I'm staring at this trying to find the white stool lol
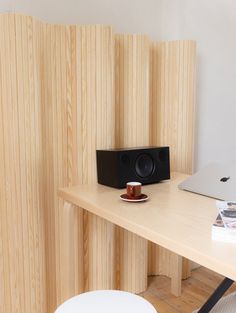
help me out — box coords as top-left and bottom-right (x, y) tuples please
(55, 290), (157, 313)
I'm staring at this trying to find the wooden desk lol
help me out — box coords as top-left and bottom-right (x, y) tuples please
(58, 172), (236, 294)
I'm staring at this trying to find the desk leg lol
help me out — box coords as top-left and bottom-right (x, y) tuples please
(171, 254), (182, 297)
(148, 243), (183, 297)
(84, 212), (116, 290)
(197, 277), (234, 313)
(119, 229), (148, 293)
(58, 202), (84, 302)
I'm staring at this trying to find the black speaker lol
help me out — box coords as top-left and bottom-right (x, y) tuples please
(96, 146), (170, 188)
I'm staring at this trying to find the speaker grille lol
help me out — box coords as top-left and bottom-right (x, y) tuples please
(120, 154), (130, 168)
(135, 153), (155, 178)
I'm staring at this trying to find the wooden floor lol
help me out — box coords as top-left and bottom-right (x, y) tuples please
(141, 267), (236, 313)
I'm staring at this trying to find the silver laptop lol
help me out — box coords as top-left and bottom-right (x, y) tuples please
(178, 163), (236, 200)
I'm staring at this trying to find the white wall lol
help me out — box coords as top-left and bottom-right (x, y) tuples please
(1, 0), (236, 171)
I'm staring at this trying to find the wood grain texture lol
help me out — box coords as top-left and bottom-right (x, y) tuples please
(76, 25), (115, 184)
(84, 212), (116, 290)
(115, 34), (150, 148)
(0, 13), (47, 313)
(150, 40), (196, 173)
(59, 202), (84, 301)
(0, 13), (197, 312)
(39, 21), (84, 311)
(149, 40), (197, 290)
(119, 229), (148, 292)
(142, 267), (236, 313)
(58, 172), (236, 284)
(170, 254), (182, 296)
(115, 34), (150, 293)
(0, 14), (84, 313)
(76, 25), (116, 291)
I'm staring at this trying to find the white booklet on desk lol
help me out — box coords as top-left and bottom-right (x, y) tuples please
(212, 200), (236, 243)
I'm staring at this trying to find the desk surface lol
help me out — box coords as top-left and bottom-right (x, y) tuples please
(58, 172), (236, 281)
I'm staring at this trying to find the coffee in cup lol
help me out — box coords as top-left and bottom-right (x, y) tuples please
(126, 182), (142, 199)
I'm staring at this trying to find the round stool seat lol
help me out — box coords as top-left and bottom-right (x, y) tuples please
(55, 290), (157, 313)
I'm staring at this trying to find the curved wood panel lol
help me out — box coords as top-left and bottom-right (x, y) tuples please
(0, 13), (197, 311)
(59, 202), (84, 300)
(0, 14), (84, 313)
(119, 229), (148, 292)
(115, 34), (150, 293)
(150, 40), (196, 173)
(115, 34), (150, 148)
(84, 212), (116, 290)
(149, 40), (196, 294)
(76, 25), (116, 290)
(39, 22), (85, 310)
(0, 14), (47, 313)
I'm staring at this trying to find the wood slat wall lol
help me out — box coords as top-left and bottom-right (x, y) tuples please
(40, 22), (82, 310)
(150, 40), (196, 173)
(115, 34), (150, 148)
(149, 40), (197, 293)
(115, 34), (150, 293)
(41, 22), (68, 310)
(76, 25), (116, 292)
(57, 25), (85, 303)
(0, 13), (196, 313)
(0, 14), (47, 313)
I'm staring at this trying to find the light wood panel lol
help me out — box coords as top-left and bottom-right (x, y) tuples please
(0, 14), (84, 313)
(84, 211), (116, 290)
(115, 34), (150, 147)
(76, 25), (116, 291)
(59, 202), (83, 300)
(56, 24), (85, 304)
(119, 229), (148, 292)
(0, 14), (47, 313)
(115, 34), (150, 293)
(0, 13), (197, 313)
(40, 22), (84, 311)
(149, 40), (197, 294)
(150, 40), (196, 172)
(76, 25), (115, 184)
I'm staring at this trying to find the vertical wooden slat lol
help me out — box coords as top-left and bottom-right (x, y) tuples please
(115, 35), (150, 147)
(0, 14), (16, 313)
(149, 40), (196, 293)
(33, 17), (48, 310)
(15, 14), (46, 312)
(41, 23), (57, 311)
(76, 25), (116, 291)
(0, 13), (47, 313)
(40, 22), (84, 310)
(115, 34), (150, 293)
(0, 40), (6, 312)
(150, 40), (196, 172)
(59, 202), (83, 300)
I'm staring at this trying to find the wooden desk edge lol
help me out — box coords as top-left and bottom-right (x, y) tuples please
(58, 186), (236, 282)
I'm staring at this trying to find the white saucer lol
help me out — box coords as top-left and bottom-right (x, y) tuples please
(120, 193), (149, 202)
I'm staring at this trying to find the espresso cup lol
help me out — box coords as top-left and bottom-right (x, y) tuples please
(126, 182), (142, 199)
